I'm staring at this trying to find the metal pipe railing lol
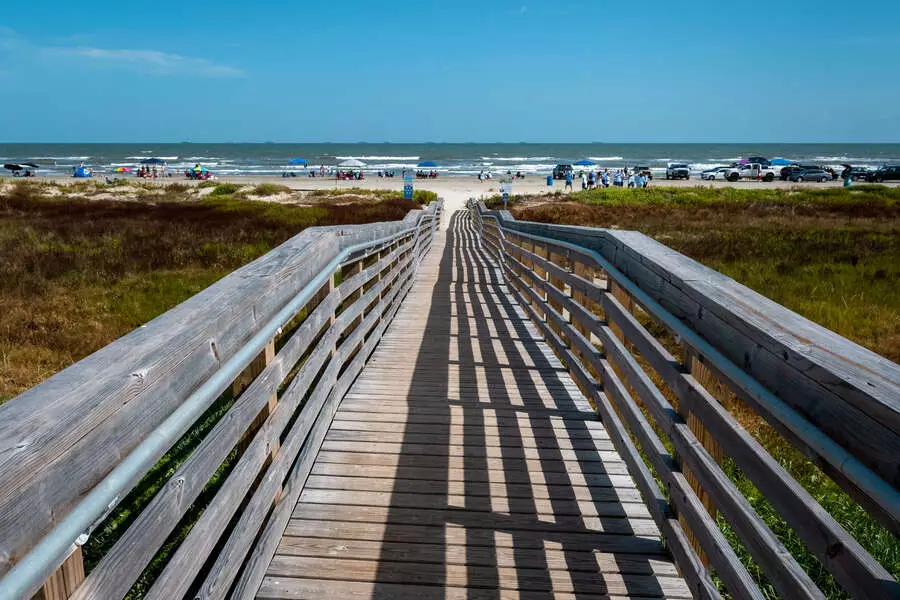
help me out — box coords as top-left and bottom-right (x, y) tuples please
(0, 203), (440, 600)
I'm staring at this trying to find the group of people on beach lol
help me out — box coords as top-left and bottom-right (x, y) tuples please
(565, 167), (648, 191)
(139, 165), (165, 179)
(416, 170), (439, 179)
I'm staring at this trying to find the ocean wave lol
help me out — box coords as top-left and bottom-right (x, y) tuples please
(334, 155), (420, 160)
(587, 156), (624, 161)
(126, 155), (179, 160)
(30, 156), (90, 161)
(481, 156), (555, 162)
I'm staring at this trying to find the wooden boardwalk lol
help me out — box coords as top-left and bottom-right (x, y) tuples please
(257, 211), (690, 599)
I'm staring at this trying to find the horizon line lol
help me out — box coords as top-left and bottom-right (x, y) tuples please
(1, 140), (899, 145)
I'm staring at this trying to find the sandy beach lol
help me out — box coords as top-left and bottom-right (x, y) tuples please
(33, 173), (899, 218)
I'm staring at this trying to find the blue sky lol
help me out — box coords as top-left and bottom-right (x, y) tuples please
(1, 0), (898, 142)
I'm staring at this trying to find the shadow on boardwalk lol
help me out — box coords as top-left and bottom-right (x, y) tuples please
(258, 212), (687, 599)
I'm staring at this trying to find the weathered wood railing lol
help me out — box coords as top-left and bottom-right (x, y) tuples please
(469, 200), (899, 600)
(0, 200), (442, 600)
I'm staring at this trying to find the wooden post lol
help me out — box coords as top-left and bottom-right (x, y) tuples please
(677, 346), (726, 566)
(234, 338), (278, 458)
(38, 546), (84, 600)
(547, 251), (568, 339)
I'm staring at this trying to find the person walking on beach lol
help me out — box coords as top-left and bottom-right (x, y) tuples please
(581, 171), (588, 190)
(602, 170), (610, 188)
(613, 170), (623, 187)
(627, 172), (636, 188)
(565, 170), (573, 192)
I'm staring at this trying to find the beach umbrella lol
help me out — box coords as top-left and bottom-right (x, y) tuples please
(3, 164), (22, 171)
(140, 157), (167, 165)
(770, 158), (793, 166)
(574, 159), (597, 166)
(338, 158), (366, 168)
(417, 160), (438, 168)
(738, 158), (750, 165)
(192, 165), (209, 173)
(115, 167), (132, 173)
(288, 158), (308, 166)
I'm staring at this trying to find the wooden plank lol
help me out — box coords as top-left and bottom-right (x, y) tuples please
(310, 463), (636, 488)
(291, 502), (660, 537)
(314, 450), (630, 475)
(276, 536), (678, 575)
(283, 518), (666, 554)
(304, 475), (641, 501)
(257, 577), (686, 600)
(323, 429), (614, 450)
(299, 488), (651, 519)
(264, 556), (691, 598)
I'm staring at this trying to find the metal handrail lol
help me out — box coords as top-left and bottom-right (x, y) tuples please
(0, 204), (440, 600)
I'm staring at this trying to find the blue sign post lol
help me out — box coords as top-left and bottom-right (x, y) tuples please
(403, 170), (414, 200)
(403, 169), (415, 200)
(500, 182), (512, 209)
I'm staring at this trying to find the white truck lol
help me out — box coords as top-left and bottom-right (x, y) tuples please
(722, 163), (778, 182)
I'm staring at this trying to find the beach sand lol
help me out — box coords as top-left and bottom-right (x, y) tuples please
(33, 173), (899, 221)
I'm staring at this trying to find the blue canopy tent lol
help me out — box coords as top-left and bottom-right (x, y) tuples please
(288, 158), (308, 166)
(417, 160), (438, 168)
(74, 166), (93, 178)
(770, 157), (794, 166)
(574, 159), (597, 166)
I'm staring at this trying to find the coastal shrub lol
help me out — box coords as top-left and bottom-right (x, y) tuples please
(252, 183), (292, 196)
(413, 189), (438, 205)
(209, 182), (241, 196)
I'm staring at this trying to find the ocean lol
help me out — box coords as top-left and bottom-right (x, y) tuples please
(2, 143), (899, 178)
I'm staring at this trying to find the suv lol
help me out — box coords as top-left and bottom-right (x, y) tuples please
(665, 163), (691, 180)
(866, 165), (900, 183)
(552, 164), (573, 180)
(780, 164), (821, 181)
(847, 167), (870, 181)
(789, 167), (830, 183)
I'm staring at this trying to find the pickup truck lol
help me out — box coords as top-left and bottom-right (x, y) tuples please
(665, 163), (691, 180)
(723, 163), (778, 182)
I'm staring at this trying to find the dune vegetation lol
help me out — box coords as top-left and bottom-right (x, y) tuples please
(0, 179), (429, 402)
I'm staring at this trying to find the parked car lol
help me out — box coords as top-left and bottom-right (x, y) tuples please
(780, 164), (823, 181)
(552, 164), (573, 180)
(700, 166), (730, 180)
(866, 165), (900, 183)
(847, 167), (871, 181)
(723, 163), (778, 182)
(632, 166), (653, 180)
(553, 164), (575, 179)
(789, 167), (831, 183)
(665, 163), (691, 180)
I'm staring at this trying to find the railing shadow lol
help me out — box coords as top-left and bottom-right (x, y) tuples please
(370, 211), (668, 599)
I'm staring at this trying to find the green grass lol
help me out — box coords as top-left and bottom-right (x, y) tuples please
(508, 185), (900, 598)
(0, 182), (420, 400)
